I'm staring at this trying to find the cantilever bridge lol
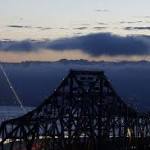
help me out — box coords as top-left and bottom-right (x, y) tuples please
(0, 70), (150, 150)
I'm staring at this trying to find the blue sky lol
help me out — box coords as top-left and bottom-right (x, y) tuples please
(0, 0), (150, 62)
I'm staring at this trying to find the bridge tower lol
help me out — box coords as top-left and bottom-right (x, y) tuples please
(0, 70), (149, 150)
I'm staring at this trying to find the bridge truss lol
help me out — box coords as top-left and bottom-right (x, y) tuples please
(0, 70), (150, 150)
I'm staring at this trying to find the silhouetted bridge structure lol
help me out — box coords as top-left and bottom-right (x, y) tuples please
(0, 70), (150, 150)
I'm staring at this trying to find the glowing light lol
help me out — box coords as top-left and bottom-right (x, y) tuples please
(127, 128), (132, 138)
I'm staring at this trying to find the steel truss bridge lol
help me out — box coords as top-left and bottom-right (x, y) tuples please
(0, 70), (150, 150)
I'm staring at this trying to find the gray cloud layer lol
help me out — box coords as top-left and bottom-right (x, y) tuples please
(95, 9), (109, 12)
(125, 27), (150, 30)
(93, 27), (107, 30)
(0, 33), (150, 56)
(7, 25), (53, 30)
(8, 25), (32, 29)
(120, 21), (143, 24)
(73, 27), (88, 30)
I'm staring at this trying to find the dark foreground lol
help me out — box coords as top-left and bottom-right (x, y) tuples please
(2, 137), (150, 150)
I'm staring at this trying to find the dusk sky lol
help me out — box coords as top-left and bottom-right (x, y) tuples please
(1, 1), (150, 141)
(0, 0), (150, 62)
(1, 0), (150, 112)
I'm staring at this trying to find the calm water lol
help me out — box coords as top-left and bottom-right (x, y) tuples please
(0, 106), (34, 124)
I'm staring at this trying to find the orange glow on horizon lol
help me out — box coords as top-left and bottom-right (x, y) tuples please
(0, 50), (150, 63)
